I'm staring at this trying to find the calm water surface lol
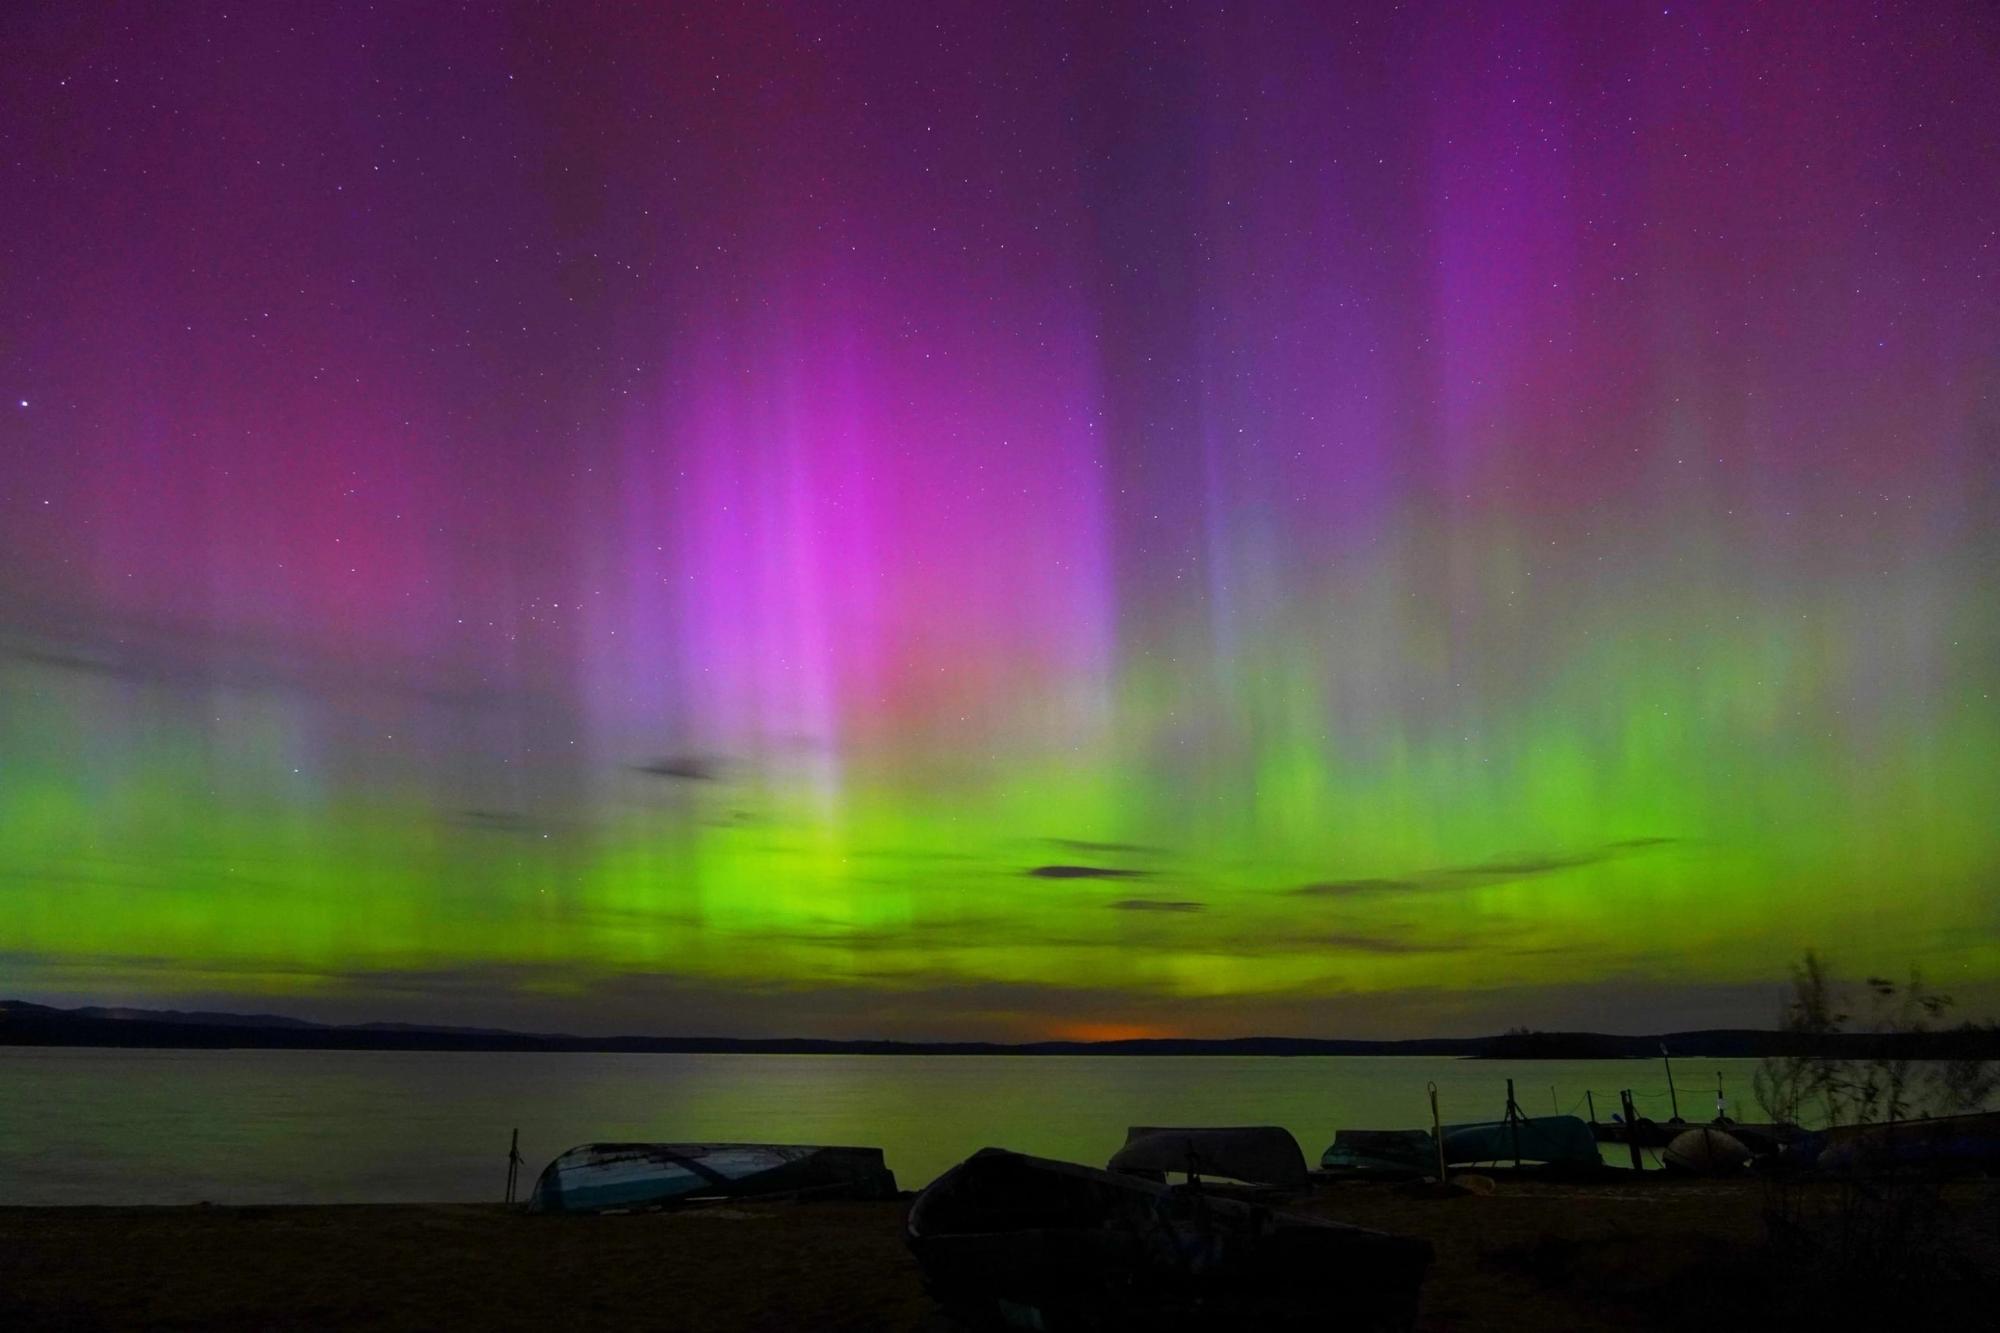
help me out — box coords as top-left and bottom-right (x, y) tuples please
(0, 1049), (1767, 1204)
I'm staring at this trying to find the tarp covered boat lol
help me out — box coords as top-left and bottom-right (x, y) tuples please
(527, 1142), (897, 1213)
(1805, 1110), (2000, 1174)
(1662, 1127), (1752, 1175)
(1108, 1125), (1309, 1190)
(1320, 1115), (1602, 1174)
(1593, 1116), (1801, 1154)
(1440, 1114), (1600, 1167)
(907, 1147), (1431, 1331)
(1320, 1129), (1434, 1177)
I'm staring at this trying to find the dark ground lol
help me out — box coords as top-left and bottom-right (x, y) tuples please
(4, 1177), (1996, 1330)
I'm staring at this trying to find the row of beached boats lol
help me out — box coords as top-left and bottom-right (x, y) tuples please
(521, 1108), (2000, 1330)
(519, 1113), (1609, 1219)
(1592, 1107), (2000, 1175)
(527, 1129), (1435, 1330)
(523, 1108), (2000, 1215)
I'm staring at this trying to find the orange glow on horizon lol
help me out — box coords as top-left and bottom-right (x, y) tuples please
(1048, 1021), (1178, 1043)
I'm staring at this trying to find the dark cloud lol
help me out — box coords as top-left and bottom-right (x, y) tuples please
(852, 846), (986, 864)
(632, 755), (721, 781)
(0, 949), (336, 980)
(1028, 864), (1150, 879)
(1315, 932), (1470, 955)
(1293, 838), (1679, 898)
(452, 809), (537, 834)
(1447, 852), (1598, 878)
(0, 642), (136, 679)
(1293, 878), (1423, 897)
(715, 917), (1021, 952)
(1109, 898), (1204, 913)
(1046, 838), (1163, 856)
(0, 596), (544, 715)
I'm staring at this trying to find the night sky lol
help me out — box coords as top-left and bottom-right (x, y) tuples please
(3, 2), (1996, 1040)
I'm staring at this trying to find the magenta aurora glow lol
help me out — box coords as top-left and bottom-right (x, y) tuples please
(2, 1), (1996, 1040)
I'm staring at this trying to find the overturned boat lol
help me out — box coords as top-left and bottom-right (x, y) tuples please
(1591, 1116), (1801, 1153)
(1321, 1115), (1602, 1176)
(1440, 1113), (1600, 1167)
(1662, 1126), (1753, 1175)
(1320, 1129), (1435, 1178)
(1108, 1125), (1309, 1191)
(1805, 1110), (2000, 1174)
(908, 1148), (1431, 1331)
(527, 1142), (897, 1213)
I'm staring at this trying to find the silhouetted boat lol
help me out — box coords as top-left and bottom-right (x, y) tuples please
(1662, 1127), (1752, 1175)
(1806, 1110), (2000, 1173)
(1321, 1114), (1601, 1175)
(526, 1142), (896, 1213)
(1319, 1129), (1433, 1178)
(1108, 1125), (1309, 1190)
(1592, 1116), (1800, 1154)
(907, 1147), (1431, 1330)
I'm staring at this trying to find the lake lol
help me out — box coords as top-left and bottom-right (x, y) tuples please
(0, 1049), (1769, 1204)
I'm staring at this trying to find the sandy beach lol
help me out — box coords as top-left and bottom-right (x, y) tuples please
(7, 1176), (1995, 1330)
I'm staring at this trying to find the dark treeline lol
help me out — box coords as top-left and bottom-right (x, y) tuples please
(8, 1001), (1999, 1060)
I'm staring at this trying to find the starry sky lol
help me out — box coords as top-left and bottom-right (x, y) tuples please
(2, 1), (1996, 1040)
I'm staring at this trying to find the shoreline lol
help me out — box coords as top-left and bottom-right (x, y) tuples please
(12, 1002), (1999, 1060)
(7, 1178), (1996, 1330)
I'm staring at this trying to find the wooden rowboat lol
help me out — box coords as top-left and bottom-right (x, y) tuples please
(527, 1141), (896, 1213)
(907, 1148), (1431, 1330)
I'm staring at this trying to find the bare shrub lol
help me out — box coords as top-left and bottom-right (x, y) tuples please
(1753, 951), (1998, 1324)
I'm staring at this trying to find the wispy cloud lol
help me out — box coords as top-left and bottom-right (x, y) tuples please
(1315, 932), (1470, 955)
(1293, 877), (1423, 897)
(632, 755), (722, 781)
(452, 809), (546, 835)
(1294, 838), (1680, 898)
(1028, 864), (1150, 880)
(1110, 898), (1204, 913)
(1047, 838), (1163, 856)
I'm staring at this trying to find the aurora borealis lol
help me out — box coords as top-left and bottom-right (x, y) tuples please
(2, 1), (1996, 1040)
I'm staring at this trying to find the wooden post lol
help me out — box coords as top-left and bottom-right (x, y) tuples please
(1586, 1090), (1597, 1124)
(1715, 1071), (1726, 1121)
(1620, 1090), (1643, 1170)
(1661, 1044), (1681, 1121)
(505, 1128), (521, 1204)
(1506, 1078), (1521, 1168)
(1427, 1081), (1447, 1184)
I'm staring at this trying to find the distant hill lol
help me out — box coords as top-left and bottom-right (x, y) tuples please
(6, 1000), (1997, 1059)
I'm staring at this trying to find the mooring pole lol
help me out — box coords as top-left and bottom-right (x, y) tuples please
(505, 1128), (521, 1204)
(1586, 1090), (1597, 1124)
(1620, 1090), (1643, 1170)
(1660, 1044), (1681, 1121)
(1428, 1081), (1447, 1184)
(1716, 1071), (1726, 1121)
(1506, 1077), (1522, 1168)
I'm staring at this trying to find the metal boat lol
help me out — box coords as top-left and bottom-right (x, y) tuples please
(908, 1147), (1431, 1330)
(527, 1141), (896, 1213)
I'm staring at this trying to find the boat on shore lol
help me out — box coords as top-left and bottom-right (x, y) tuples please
(1321, 1114), (1602, 1177)
(527, 1142), (897, 1213)
(1661, 1126), (1753, 1175)
(1802, 1110), (2000, 1173)
(907, 1147), (1432, 1330)
(1591, 1117), (1800, 1155)
(1108, 1125), (1309, 1191)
